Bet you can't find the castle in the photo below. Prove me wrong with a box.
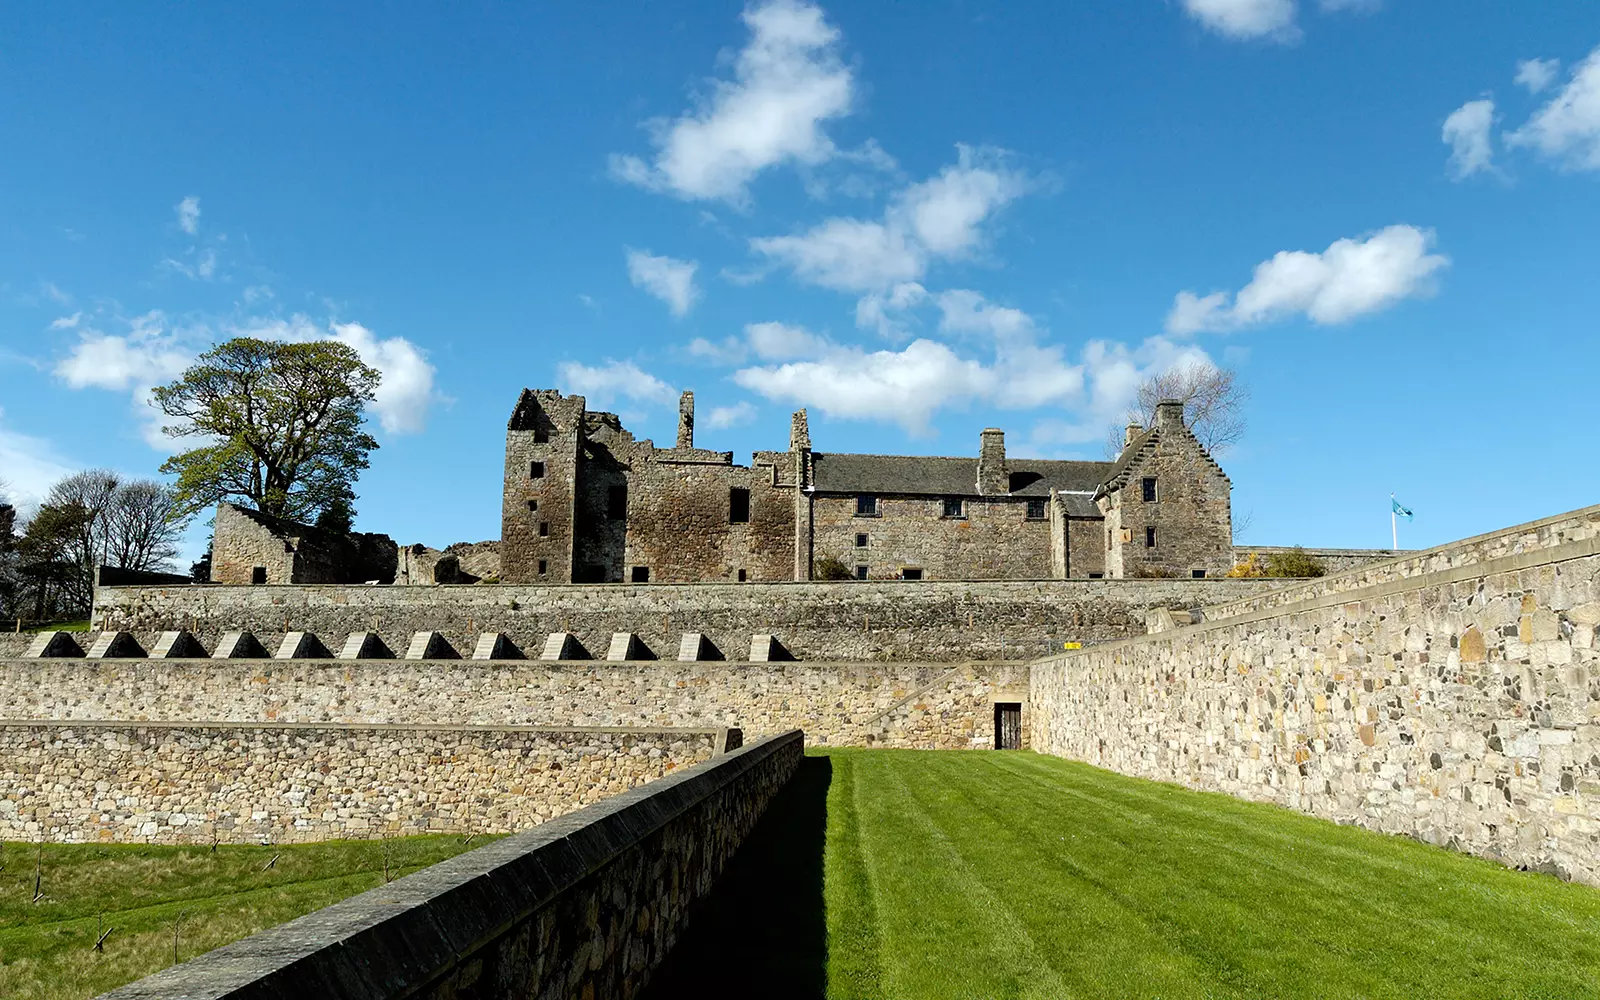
[501,388,1234,584]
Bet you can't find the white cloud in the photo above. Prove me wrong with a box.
[609,0,854,203]
[55,311,192,391]
[706,401,759,429]
[855,281,928,338]
[49,312,83,330]
[1181,0,1299,42]
[558,360,678,409]
[1442,99,1496,179]
[1165,225,1449,333]
[626,249,700,317]
[1515,57,1560,94]
[328,322,436,435]
[1026,337,1215,452]
[752,146,1028,294]
[745,320,831,360]
[0,409,77,509]
[1507,45,1600,171]
[160,247,219,281]
[176,196,200,235]
[41,281,72,306]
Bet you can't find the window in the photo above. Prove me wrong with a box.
[902,568,923,581]
[855,533,868,548]
[1026,498,1047,520]
[538,559,548,575]
[539,522,550,537]
[1191,569,1206,579]
[855,565,869,580]
[250,566,267,585]
[1088,572,1104,579]
[737,569,747,582]
[942,497,964,518]
[530,460,545,479]
[1142,477,1157,502]
[526,499,538,512]
[631,566,650,583]
[608,485,627,520]
[729,487,750,523]
[856,494,878,516]
[1145,526,1156,548]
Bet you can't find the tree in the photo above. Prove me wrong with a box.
[153,338,381,523]
[31,471,190,613]
[813,555,855,581]
[1110,362,1247,455]
[16,501,92,620]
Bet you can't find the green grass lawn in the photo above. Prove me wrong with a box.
[0,835,497,999]
[649,748,1600,999]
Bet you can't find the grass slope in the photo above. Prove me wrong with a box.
[654,749,1600,1000]
[0,835,495,999]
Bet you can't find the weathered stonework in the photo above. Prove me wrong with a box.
[212,502,400,586]
[0,723,730,844]
[1030,532,1600,885]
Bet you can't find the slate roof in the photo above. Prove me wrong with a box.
[810,453,1113,503]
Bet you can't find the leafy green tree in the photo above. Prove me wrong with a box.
[813,555,855,581]
[153,338,381,523]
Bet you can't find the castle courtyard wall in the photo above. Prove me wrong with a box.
[88,577,1286,662]
[1030,528,1600,885]
[810,493,1056,580]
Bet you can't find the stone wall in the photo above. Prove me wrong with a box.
[0,722,732,844]
[1206,504,1600,620]
[89,577,1287,662]
[1030,531,1600,885]
[0,657,1029,749]
[212,502,399,586]
[99,730,803,1000]
[810,493,1055,580]
[1230,545,1403,575]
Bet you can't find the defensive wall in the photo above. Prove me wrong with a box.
[1,723,738,845]
[88,577,1287,663]
[1030,512,1600,885]
[101,730,803,1000]
[1229,545,1406,575]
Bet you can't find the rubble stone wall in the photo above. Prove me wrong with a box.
[1031,532,1600,885]
[810,493,1056,581]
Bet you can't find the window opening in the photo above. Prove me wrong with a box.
[902,568,923,581]
[1145,526,1156,548]
[855,533,868,548]
[631,566,650,583]
[943,497,964,518]
[729,487,750,523]
[737,569,747,582]
[539,522,550,537]
[526,499,538,512]
[1191,568,1206,578]
[608,484,627,520]
[538,559,548,575]
[250,566,267,585]
[855,565,869,580]
[856,494,877,516]
[1026,498,1047,520]
[530,460,545,479]
[1142,477,1157,502]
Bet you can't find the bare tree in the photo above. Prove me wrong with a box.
[104,480,186,571]
[1109,362,1248,456]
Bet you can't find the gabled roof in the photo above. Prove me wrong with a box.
[1094,420,1230,499]
[810,453,1113,498]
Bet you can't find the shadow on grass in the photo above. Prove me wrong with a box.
[643,754,831,998]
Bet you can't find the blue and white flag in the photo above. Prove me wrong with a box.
[1391,497,1414,521]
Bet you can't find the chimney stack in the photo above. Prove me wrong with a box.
[978,428,1008,495]
[1155,398,1185,432]
[1124,421,1143,448]
[789,408,811,452]
[677,390,695,449]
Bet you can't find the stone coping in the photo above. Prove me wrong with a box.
[1039,533,1600,662]
[0,720,736,736]
[95,728,804,999]
[94,576,1284,593]
[0,657,1017,669]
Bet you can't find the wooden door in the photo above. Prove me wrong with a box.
[994,703,1022,750]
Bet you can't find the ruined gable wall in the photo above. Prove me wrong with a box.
[1108,433,1232,578]
[812,494,1054,580]
[212,503,296,585]
[502,392,584,584]
[621,453,795,584]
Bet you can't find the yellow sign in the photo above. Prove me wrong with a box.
[1062,642,1082,650]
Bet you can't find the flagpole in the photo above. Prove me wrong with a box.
[1391,493,1398,550]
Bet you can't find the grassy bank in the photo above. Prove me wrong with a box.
[651,748,1600,999]
[0,834,497,999]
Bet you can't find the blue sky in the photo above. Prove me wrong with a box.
[2,0,1598,560]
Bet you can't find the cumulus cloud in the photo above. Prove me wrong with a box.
[1181,0,1299,42]
[745,320,832,360]
[1442,99,1496,179]
[557,360,678,409]
[705,401,759,429]
[175,195,200,235]
[609,0,854,203]
[1507,45,1600,171]
[1515,57,1560,94]
[1165,225,1449,334]
[49,312,83,330]
[752,146,1028,294]
[855,281,928,339]
[55,312,439,444]
[626,249,700,317]
[0,409,78,509]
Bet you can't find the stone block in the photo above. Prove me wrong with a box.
[149,631,207,658]
[471,633,523,660]
[605,633,653,661]
[212,631,268,659]
[677,632,723,661]
[275,632,332,660]
[25,631,85,658]
[405,632,460,660]
[86,631,146,658]
[540,632,588,661]
[338,632,394,659]
[748,634,792,662]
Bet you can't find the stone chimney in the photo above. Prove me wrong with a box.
[789,408,811,452]
[977,428,1008,495]
[677,390,695,449]
[1155,398,1185,432]
[1124,421,1143,447]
